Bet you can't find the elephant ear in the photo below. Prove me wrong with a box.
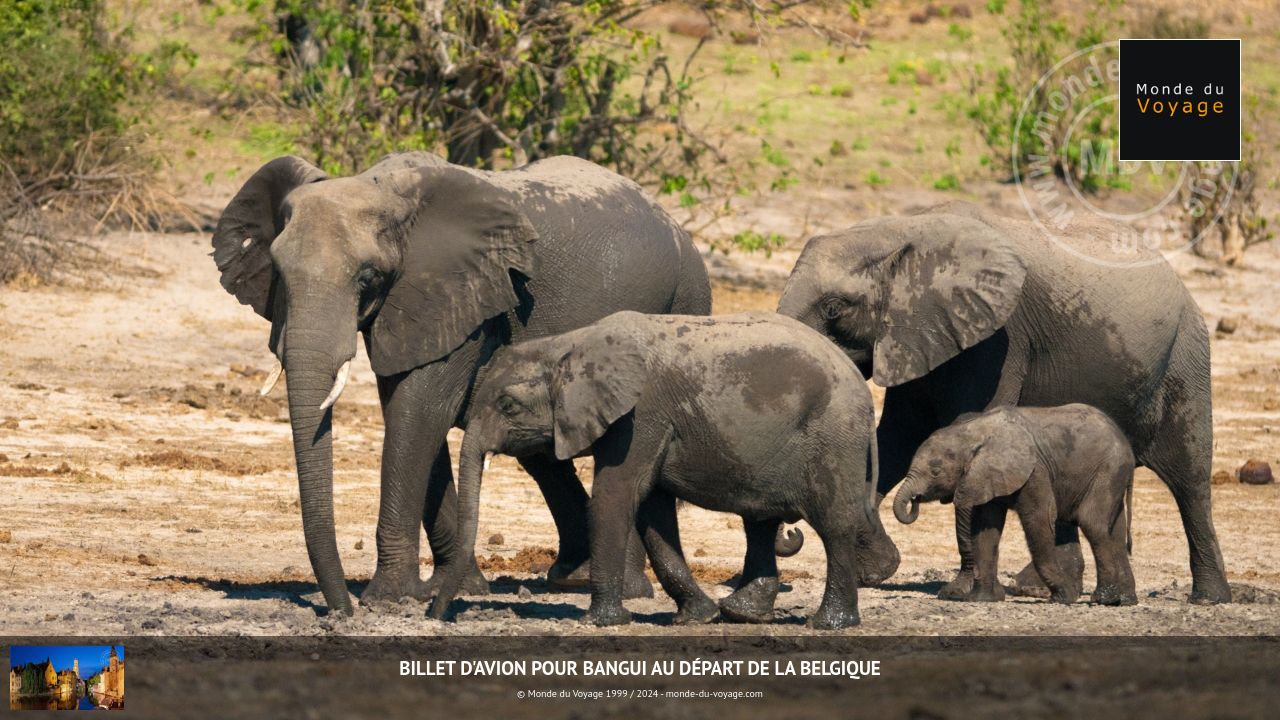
[550,321,649,460]
[871,215,1027,387]
[211,156,327,319]
[954,410,1037,508]
[368,166,539,376]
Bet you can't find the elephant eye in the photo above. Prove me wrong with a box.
[496,394,521,416]
[356,267,382,291]
[820,297,848,320]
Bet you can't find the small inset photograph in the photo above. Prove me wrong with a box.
[9,646,124,711]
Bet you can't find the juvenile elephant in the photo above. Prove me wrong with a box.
[212,152,710,613]
[777,201,1229,604]
[893,405,1137,606]
[428,311,899,629]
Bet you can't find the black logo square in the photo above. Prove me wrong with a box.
[1119,39,1240,161]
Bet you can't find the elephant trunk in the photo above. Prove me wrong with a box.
[282,290,359,616]
[284,362,351,614]
[427,427,487,620]
[893,475,922,525]
[774,525,804,557]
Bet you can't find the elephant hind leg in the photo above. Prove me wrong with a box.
[1141,442,1230,604]
[1005,522,1084,599]
[1080,504,1137,606]
[1137,313,1230,603]
[807,513,862,630]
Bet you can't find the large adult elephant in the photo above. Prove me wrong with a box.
[211,151,711,614]
[777,201,1230,604]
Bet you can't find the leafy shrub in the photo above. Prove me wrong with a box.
[1185,95,1274,265]
[236,0,707,178]
[955,0,1120,189]
[233,0,860,252]
[1132,7,1210,39]
[0,0,195,285]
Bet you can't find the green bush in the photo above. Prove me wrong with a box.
[957,0,1120,190]
[0,0,135,181]
[0,0,195,285]
[238,0,710,178]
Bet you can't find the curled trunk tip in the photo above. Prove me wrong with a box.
[774,525,804,557]
[893,479,921,525]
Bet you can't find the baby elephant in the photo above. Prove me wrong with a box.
[893,404,1136,606]
[428,311,892,629]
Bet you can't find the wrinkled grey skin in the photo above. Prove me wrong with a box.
[778,201,1229,604]
[429,311,897,630]
[894,405,1137,606]
[211,152,709,614]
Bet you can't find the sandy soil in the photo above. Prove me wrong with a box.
[1,208,1279,637]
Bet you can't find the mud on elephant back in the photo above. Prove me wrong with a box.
[211,151,712,614]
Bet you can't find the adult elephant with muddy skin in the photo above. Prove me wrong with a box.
[211,151,710,614]
[778,201,1230,604]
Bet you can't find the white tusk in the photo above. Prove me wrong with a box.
[483,452,493,471]
[260,362,283,396]
[319,360,351,411]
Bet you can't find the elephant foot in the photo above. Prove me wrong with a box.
[1004,562,1049,598]
[361,561,489,605]
[624,568,655,600]
[1048,586,1080,605]
[546,556,590,590]
[808,604,860,630]
[585,602,632,627]
[718,577,780,624]
[1189,578,1232,605]
[966,583,1006,602]
[937,569,975,601]
[361,572,434,605]
[548,558,653,599]
[673,594,720,625]
[1006,561,1083,600]
[1092,584,1138,606]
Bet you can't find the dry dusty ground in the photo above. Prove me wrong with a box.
[1,206,1279,638]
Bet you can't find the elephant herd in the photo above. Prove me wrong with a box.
[211,151,1231,629]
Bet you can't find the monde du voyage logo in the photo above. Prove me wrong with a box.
[1119,39,1241,161]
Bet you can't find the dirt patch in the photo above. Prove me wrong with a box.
[121,449,280,475]
[688,563,815,585]
[0,460,76,477]
[131,382,286,421]
[1229,583,1280,604]
[477,546,558,574]
[0,460,111,482]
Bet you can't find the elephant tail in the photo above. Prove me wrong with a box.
[1125,474,1134,555]
[774,525,804,557]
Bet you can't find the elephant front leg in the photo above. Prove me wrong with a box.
[362,366,486,605]
[967,503,1007,602]
[584,478,639,627]
[584,417,664,627]
[719,519,782,623]
[937,505,977,600]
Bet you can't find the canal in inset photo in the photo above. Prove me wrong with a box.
[9,645,124,711]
